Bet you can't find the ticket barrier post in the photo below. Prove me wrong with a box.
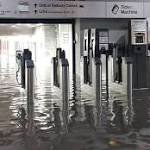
[126,57,134,125]
[94,58,102,129]
[60,58,69,133]
[21,49,32,88]
[52,48,66,87]
[25,60,35,135]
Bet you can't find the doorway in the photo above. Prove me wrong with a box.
[0,19,75,84]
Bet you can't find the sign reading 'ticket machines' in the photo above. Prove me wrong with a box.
[107,2,144,18]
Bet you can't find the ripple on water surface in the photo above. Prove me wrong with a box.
[1,65,150,150]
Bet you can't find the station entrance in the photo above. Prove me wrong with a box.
[0,19,75,86]
[0,19,76,138]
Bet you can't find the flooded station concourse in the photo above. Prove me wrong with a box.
[1,0,150,150]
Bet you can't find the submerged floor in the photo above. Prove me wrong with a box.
[0,58,150,150]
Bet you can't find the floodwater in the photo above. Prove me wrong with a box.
[1,54,150,150]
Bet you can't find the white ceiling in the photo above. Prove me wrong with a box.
[0,24,40,36]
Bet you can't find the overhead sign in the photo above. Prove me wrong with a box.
[107,2,144,18]
[0,0,148,18]
[0,0,106,18]
[33,1,106,18]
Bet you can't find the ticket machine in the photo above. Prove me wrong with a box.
[130,19,148,89]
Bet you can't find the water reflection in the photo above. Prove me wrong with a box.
[133,98,150,130]
[84,105,95,130]
[17,105,27,129]
[109,100,126,133]
[1,55,150,150]
[53,103,61,133]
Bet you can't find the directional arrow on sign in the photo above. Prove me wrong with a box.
[79,5,84,8]
[34,4,37,8]
[34,10,37,14]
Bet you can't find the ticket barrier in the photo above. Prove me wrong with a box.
[52,48,66,87]
[92,29,113,100]
[21,49,32,88]
[82,29,103,103]
[25,59,35,135]
[52,48,69,132]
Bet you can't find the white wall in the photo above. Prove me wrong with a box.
[75,19,81,78]
[57,24,73,74]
